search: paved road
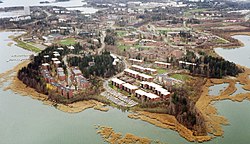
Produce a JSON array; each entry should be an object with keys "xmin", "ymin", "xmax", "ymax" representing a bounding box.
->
[
  {"xmin": 97, "ymin": 20, "xmax": 116, "ymax": 55},
  {"xmin": 63, "ymin": 56, "xmax": 72, "ymax": 85},
  {"xmin": 97, "ymin": 30, "xmax": 106, "ymax": 55},
  {"xmin": 97, "ymin": 20, "xmax": 137, "ymax": 107}
]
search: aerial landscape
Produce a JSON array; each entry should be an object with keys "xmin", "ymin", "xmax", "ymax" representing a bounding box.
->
[{"xmin": 0, "ymin": 0, "xmax": 250, "ymax": 143}]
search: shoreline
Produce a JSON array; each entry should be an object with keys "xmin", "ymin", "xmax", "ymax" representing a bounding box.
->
[
  {"xmin": 215, "ymin": 32, "xmax": 250, "ymax": 50},
  {"xmin": 0, "ymin": 60, "xmax": 109, "ymax": 113},
  {"xmin": 196, "ymin": 67, "xmax": 250, "ymax": 137},
  {"xmin": 208, "ymin": 33, "xmax": 249, "ymax": 58},
  {"xmin": 0, "ymin": 29, "xmax": 249, "ymax": 143},
  {"xmin": 0, "ymin": 61, "xmax": 214, "ymax": 143},
  {"xmin": 127, "ymin": 67, "xmax": 250, "ymax": 143},
  {"xmin": 1, "ymin": 58, "xmax": 248, "ymax": 143},
  {"xmin": 0, "ymin": 30, "xmax": 41, "ymax": 53},
  {"xmin": 128, "ymin": 111, "xmax": 212, "ymax": 142}
]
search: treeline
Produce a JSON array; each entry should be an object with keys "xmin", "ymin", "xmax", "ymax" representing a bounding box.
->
[
  {"xmin": 169, "ymin": 87, "xmax": 207, "ymax": 136},
  {"xmin": 180, "ymin": 51, "xmax": 243, "ymax": 78},
  {"xmin": 67, "ymin": 51, "xmax": 117, "ymax": 78},
  {"xmin": 104, "ymin": 29, "xmax": 116, "ymax": 45},
  {"xmin": 18, "ymin": 62, "xmax": 48, "ymax": 95},
  {"xmin": 138, "ymin": 86, "xmax": 207, "ymax": 136},
  {"xmin": 210, "ymin": 30, "xmax": 241, "ymax": 47}
]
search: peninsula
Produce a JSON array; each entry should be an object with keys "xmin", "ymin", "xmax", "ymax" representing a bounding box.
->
[{"xmin": 1, "ymin": 0, "xmax": 250, "ymax": 143}]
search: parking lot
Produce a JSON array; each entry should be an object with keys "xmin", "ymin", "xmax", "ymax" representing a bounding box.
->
[{"xmin": 101, "ymin": 81, "xmax": 138, "ymax": 107}]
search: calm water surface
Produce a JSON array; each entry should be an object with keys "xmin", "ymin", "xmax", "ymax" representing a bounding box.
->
[
  {"xmin": 215, "ymin": 35, "xmax": 250, "ymax": 68},
  {"xmin": 0, "ymin": 0, "xmax": 87, "ymax": 7},
  {"xmin": 1, "ymin": 35, "xmax": 250, "ymax": 143},
  {"xmin": 0, "ymin": 0, "xmax": 98, "ymax": 16},
  {"xmin": 209, "ymin": 83, "xmax": 229, "ymax": 96},
  {"xmin": 230, "ymin": 82, "xmax": 249, "ymax": 96}
]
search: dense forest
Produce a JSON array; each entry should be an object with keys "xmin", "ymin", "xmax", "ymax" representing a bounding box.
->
[
  {"xmin": 180, "ymin": 50, "xmax": 243, "ymax": 78},
  {"xmin": 18, "ymin": 62, "xmax": 48, "ymax": 94},
  {"xmin": 169, "ymin": 87, "xmax": 206, "ymax": 135},
  {"xmin": 67, "ymin": 51, "xmax": 117, "ymax": 78},
  {"xmin": 17, "ymin": 45, "xmax": 71, "ymax": 95},
  {"xmin": 104, "ymin": 29, "xmax": 116, "ymax": 45},
  {"xmin": 18, "ymin": 43, "xmax": 89, "ymax": 95},
  {"xmin": 138, "ymin": 84, "xmax": 206, "ymax": 136}
]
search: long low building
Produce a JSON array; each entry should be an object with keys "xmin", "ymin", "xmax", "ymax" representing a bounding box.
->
[
  {"xmin": 124, "ymin": 69, "xmax": 140, "ymax": 78},
  {"xmin": 155, "ymin": 87, "xmax": 171, "ymax": 98},
  {"xmin": 131, "ymin": 65, "xmax": 157, "ymax": 75},
  {"xmin": 111, "ymin": 78, "xmax": 138, "ymax": 94},
  {"xmin": 135, "ymin": 89, "xmax": 160, "ymax": 101},
  {"xmin": 131, "ymin": 65, "xmax": 144, "ymax": 72},
  {"xmin": 122, "ymin": 83, "xmax": 138, "ymax": 94},
  {"xmin": 111, "ymin": 78, "xmax": 126, "ymax": 88},
  {"xmin": 140, "ymin": 81, "xmax": 171, "ymax": 98},
  {"xmin": 124, "ymin": 68, "xmax": 153, "ymax": 82},
  {"xmin": 179, "ymin": 61, "xmax": 196, "ymax": 66},
  {"xmin": 145, "ymin": 68, "xmax": 157, "ymax": 75},
  {"xmin": 155, "ymin": 61, "xmax": 171, "ymax": 68},
  {"xmin": 129, "ymin": 58, "xmax": 143, "ymax": 64},
  {"xmin": 110, "ymin": 78, "xmax": 164, "ymax": 101},
  {"xmin": 140, "ymin": 81, "xmax": 162, "ymax": 90},
  {"xmin": 138, "ymin": 73, "xmax": 154, "ymax": 81}
]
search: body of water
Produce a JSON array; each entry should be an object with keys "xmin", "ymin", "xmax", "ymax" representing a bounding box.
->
[
  {"xmin": 0, "ymin": 0, "xmax": 86, "ymax": 7},
  {"xmin": 215, "ymin": 35, "xmax": 250, "ymax": 68},
  {"xmin": 230, "ymin": 82, "xmax": 249, "ymax": 96},
  {"xmin": 209, "ymin": 83, "xmax": 229, "ymax": 96},
  {"xmin": 1, "ymin": 34, "xmax": 250, "ymax": 143},
  {"xmin": 0, "ymin": 31, "xmax": 33, "ymax": 72},
  {"xmin": 0, "ymin": 0, "xmax": 98, "ymax": 17}
]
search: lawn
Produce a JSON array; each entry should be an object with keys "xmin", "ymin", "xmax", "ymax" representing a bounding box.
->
[
  {"xmin": 15, "ymin": 39, "xmax": 41, "ymax": 53},
  {"xmin": 116, "ymin": 31, "xmax": 127, "ymax": 37},
  {"xmin": 117, "ymin": 43, "xmax": 152, "ymax": 51},
  {"xmin": 117, "ymin": 43, "xmax": 131, "ymax": 51},
  {"xmin": 157, "ymin": 68, "xmax": 168, "ymax": 74},
  {"xmin": 158, "ymin": 30, "xmax": 168, "ymax": 35},
  {"xmin": 58, "ymin": 38, "xmax": 77, "ymax": 46},
  {"xmin": 212, "ymin": 38, "xmax": 228, "ymax": 44},
  {"xmin": 184, "ymin": 8, "xmax": 208, "ymax": 17},
  {"xmin": 170, "ymin": 74, "xmax": 190, "ymax": 81}
]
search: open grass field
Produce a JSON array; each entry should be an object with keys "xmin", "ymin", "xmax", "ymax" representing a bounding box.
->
[
  {"xmin": 117, "ymin": 42, "xmax": 152, "ymax": 51},
  {"xmin": 184, "ymin": 8, "xmax": 208, "ymax": 16},
  {"xmin": 157, "ymin": 68, "xmax": 168, "ymax": 74},
  {"xmin": 170, "ymin": 73, "xmax": 190, "ymax": 81},
  {"xmin": 15, "ymin": 39, "xmax": 41, "ymax": 53},
  {"xmin": 58, "ymin": 38, "xmax": 77, "ymax": 46},
  {"xmin": 116, "ymin": 31, "xmax": 127, "ymax": 37}
]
